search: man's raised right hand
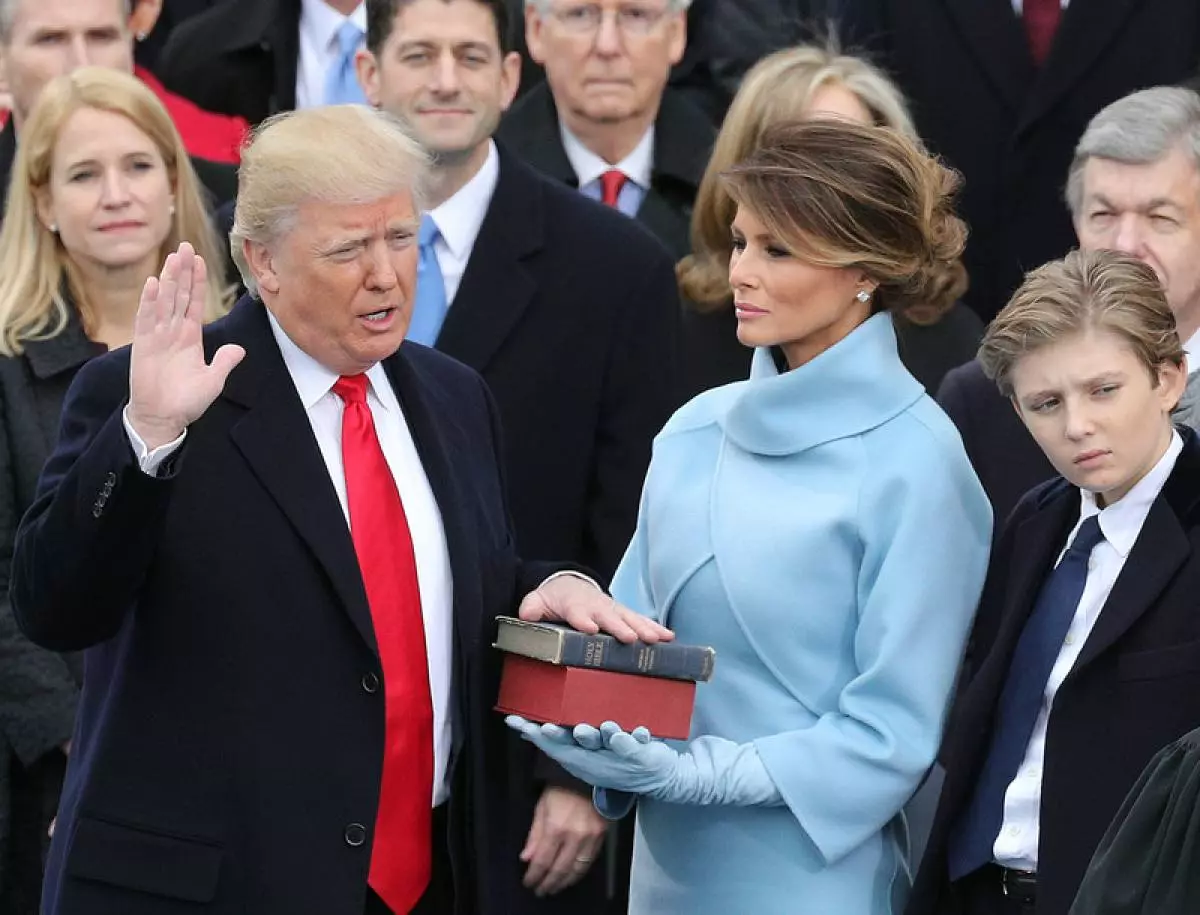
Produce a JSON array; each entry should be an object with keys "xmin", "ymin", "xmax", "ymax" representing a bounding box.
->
[{"xmin": 127, "ymin": 243, "xmax": 245, "ymax": 450}]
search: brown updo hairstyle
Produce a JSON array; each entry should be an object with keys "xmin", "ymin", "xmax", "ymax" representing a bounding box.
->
[{"xmin": 720, "ymin": 120, "xmax": 967, "ymax": 325}]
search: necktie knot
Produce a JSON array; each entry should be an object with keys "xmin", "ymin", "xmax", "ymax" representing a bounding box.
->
[
  {"xmin": 1068, "ymin": 515, "xmax": 1104, "ymax": 558},
  {"xmin": 599, "ymin": 169, "xmax": 628, "ymax": 208},
  {"xmin": 333, "ymin": 374, "xmax": 369, "ymax": 405},
  {"xmin": 418, "ymin": 214, "xmax": 440, "ymax": 249},
  {"xmin": 336, "ymin": 20, "xmax": 363, "ymax": 57}
]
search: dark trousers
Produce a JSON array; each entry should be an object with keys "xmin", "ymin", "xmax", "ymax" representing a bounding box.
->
[
  {"xmin": 364, "ymin": 805, "xmax": 453, "ymax": 915},
  {"xmin": 957, "ymin": 865, "xmax": 1037, "ymax": 915}
]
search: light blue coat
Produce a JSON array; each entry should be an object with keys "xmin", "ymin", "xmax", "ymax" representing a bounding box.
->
[{"xmin": 609, "ymin": 314, "xmax": 992, "ymax": 914}]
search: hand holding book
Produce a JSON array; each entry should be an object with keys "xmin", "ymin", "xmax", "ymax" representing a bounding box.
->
[{"xmin": 506, "ymin": 717, "xmax": 783, "ymax": 809}]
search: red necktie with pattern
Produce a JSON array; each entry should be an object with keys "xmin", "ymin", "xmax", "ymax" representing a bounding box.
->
[
  {"xmin": 600, "ymin": 169, "xmax": 628, "ymax": 208},
  {"xmin": 1023, "ymin": 0, "xmax": 1062, "ymax": 65},
  {"xmin": 333, "ymin": 374, "xmax": 433, "ymax": 914}
]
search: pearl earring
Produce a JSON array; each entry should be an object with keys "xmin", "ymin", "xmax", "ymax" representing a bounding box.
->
[
  {"xmin": 136, "ymin": 30, "xmax": 148, "ymax": 41},
  {"xmin": 49, "ymin": 224, "xmax": 58, "ymax": 234},
  {"xmin": 169, "ymin": 203, "xmax": 176, "ymax": 216},
  {"xmin": 855, "ymin": 289, "xmax": 871, "ymax": 303}
]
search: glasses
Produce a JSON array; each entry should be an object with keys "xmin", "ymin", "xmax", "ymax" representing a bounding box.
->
[{"xmin": 547, "ymin": 3, "xmax": 670, "ymax": 36}]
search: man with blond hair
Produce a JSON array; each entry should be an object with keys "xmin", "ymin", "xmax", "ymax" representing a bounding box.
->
[{"xmin": 10, "ymin": 104, "xmax": 667, "ymax": 915}]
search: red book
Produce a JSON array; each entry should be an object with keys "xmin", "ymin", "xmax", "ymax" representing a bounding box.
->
[{"xmin": 495, "ymin": 655, "xmax": 696, "ymax": 740}]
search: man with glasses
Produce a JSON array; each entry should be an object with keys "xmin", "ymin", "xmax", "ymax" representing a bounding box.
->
[{"xmin": 497, "ymin": 0, "xmax": 713, "ymax": 263}]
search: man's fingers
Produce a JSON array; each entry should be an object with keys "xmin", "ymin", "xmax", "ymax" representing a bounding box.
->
[
  {"xmin": 156, "ymin": 253, "xmax": 180, "ymax": 326},
  {"xmin": 619, "ymin": 607, "xmax": 674, "ymax": 642},
  {"xmin": 516, "ymin": 589, "xmax": 553, "ymax": 623},
  {"xmin": 209, "ymin": 344, "xmax": 246, "ymax": 385},
  {"xmin": 535, "ymin": 832, "xmax": 588, "ymax": 896},
  {"xmin": 135, "ymin": 276, "xmax": 160, "ymax": 335},
  {"xmin": 521, "ymin": 833, "xmax": 558, "ymax": 889},
  {"xmin": 519, "ymin": 807, "xmax": 543, "ymax": 863},
  {"xmin": 170, "ymin": 246, "xmax": 196, "ymax": 325},
  {"xmin": 184, "ymin": 254, "xmax": 209, "ymax": 324}
]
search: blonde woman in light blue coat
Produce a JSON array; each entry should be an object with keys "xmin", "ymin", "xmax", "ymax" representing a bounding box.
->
[{"xmin": 509, "ymin": 120, "xmax": 992, "ymax": 914}]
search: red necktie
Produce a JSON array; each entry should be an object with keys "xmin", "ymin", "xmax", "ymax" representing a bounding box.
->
[
  {"xmin": 600, "ymin": 169, "xmax": 627, "ymax": 208},
  {"xmin": 333, "ymin": 375, "xmax": 433, "ymax": 914},
  {"xmin": 1023, "ymin": 0, "xmax": 1062, "ymax": 66}
]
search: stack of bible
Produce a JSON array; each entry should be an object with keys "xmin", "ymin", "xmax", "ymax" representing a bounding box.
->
[{"xmin": 493, "ymin": 616, "xmax": 716, "ymax": 740}]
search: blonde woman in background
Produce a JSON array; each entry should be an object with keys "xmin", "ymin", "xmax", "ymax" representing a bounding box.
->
[
  {"xmin": 677, "ymin": 43, "xmax": 983, "ymax": 399},
  {"xmin": 0, "ymin": 67, "xmax": 230, "ymax": 913}
]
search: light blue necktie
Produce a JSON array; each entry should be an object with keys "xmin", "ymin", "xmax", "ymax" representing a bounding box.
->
[
  {"xmin": 324, "ymin": 21, "xmax": 366, "ymax": 105},
  {"xmin": 407, "ymin": 216, "xmax": 448, "ymax": 346}
]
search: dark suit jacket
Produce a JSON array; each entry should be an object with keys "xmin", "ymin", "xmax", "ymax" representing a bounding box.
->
[
  {"xmin": 0, "ymin": 315, "xmax": 101, "ymax": 911},
  {"xmin": 0, "ymin": 119, "xmax": 237, "ymax": 215},
  {"xmin": 156, "ymin": 0, "xmax": 300, "ymax": 126},
  {"xmin": 496, "ymin": 84, "xmax": 714, "ymax": 262},
  {"xmin": 437, "ymin": 147, "xmax": 678, "ymax": 584},
  {"xmin": 842, "ymin": 0, "xmax": 1200, "ymax": 321},
  {"xmin": 11, "ymin": 297, "xmax": 572, "ymax": 915},
  {"xmin": 428, "ymin": 145, "xmax": 679, "ymax": 914},
  {"xmin": 909, "ymin": 429, "xmax": 1200, "ymax": 915},
  {"xmin": 936, "ymin": 359, "xmax": 1056, "ymax": 528}
]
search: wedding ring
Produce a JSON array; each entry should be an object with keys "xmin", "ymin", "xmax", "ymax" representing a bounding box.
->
[{"xmin": 575, "ymin": 855, "xmax": 595, "ymax": 864}]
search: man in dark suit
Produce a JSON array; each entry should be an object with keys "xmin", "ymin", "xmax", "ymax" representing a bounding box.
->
[
  {"xmin": 937, "ymin": 85, "xmax": 1200, "ymax": 528},
  {"xmin": 495, "ymin": 0, "xmax": 713, "ymax": 261},
  {"xmin": 0, "ymin": 0, "xmax": 237, "ymax": 210},
  {"xmin": 909, "ymin": 250, "xmax": 1200, "ymax": 915},
  {"xmin": 9, "ymin": 103, "xmax": 667, "ymax": 915},
  {"xmin": 154, "ymin": 0, "xmax": 372, "ymax": 126},
  {"xmin": 355, "ymin": 0, "xmax": 679, "ymax": 908},
  {"xmin": 843, "ymin": 0, "xmax": 1200, "ymax": 322}
]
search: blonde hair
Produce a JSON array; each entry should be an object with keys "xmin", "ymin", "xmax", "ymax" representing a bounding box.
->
[
  {"xmin": 678, "ymin": 43, "xmax": 966, "ymax": 320},
  {"xmin": 0, "ymin": 67, "xmax": 231, "ymax": 356},
  {"xmin": 722, "ymin": 119, "xmax": 966, "ymax": 324},
  {"xmin": 231, "ymin": 105, "xmax": 432, "ymax": 297},
  {"xmin": 979, "ymin": 249, "xmax": 1184, "ymax": 397}
]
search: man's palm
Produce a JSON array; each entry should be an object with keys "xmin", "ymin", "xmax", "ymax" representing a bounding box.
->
[{"xmin": 127, "ymin": 244, "xmax": 244, "ymax": 448}]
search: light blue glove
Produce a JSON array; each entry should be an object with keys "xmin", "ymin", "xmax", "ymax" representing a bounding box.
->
[{"xmin": 506, "ymin": 716, "xmax": 783, "ymax": 808}]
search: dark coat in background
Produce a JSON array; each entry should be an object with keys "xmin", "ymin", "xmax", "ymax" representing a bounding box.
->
[
  {"xmin": 0, "ymin": 316, "xmax": 102, "ymax": 914},
  {"xmin": 841, "ymin": 0, "xmax": 1200, "ymax": 321},
  {"xmin": 155, "ymin": 0, "xmax": 299, "ymax": 126},
  {"xmin": 910, "ymin": 430, "xmax": 1200, "ymax": 915}
]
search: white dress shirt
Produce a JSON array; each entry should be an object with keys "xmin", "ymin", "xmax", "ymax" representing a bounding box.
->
[
  {"xmin": 123, "ymin": 312, "xmax": 456, "ymax": 807},
  {"xmin": 427, "ymin": 140, "xmax": 500, "ymax": 305},
  {"xmin": 1011, "ymin": 0, "xmax": 1069, "ymax": 11},
  {"xmin": 295, "ymin": 0, "xmax": 367, "ymax": 109},
  {"xmin": 560, "ymin": 122, "xmax": 653, "ymax": 218},
  {"xmin": 993, "ymin": 430, "xmax": 1184, "ymax": 870}
]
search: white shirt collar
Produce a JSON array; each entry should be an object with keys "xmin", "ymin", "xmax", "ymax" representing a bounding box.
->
[
  {"xmin": 267, "ymin": 308, "xmax": 393, "ymax": 413},
  {"xmin": 559, "ymin": 122, "xmax": 654, "ymax": 190},
  {"xmin": 1077, "ymin": 429, "xmax": 1183, "ymax": 557},
  {"xmin": 299, "ymin": 0, "xmax": 367, "ymax": 54},
  {"xmin": 427, "ymin": 140, "xmax": 500, "ymax": 262}
]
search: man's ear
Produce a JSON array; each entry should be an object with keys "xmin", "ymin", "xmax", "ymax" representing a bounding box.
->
[
  {"xmin": 499, "ymin": 50, "xmax": 522, "ymax": 112},
  {"xmin": 244, "ymin": 240, "xmax": 281, "ymax": 296},
  {"xmin": 525, "ymin": 5, "xmax": 547, "ymax": 65},
  {"xmin": 355, "ymin": 48, "xmax": 382, "ymax": 108}
]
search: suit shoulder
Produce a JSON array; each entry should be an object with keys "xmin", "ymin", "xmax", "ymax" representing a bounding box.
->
[
  {"xmin": 938, "ymin": 358, "xmax": 991, "ymax": 397},
  {"xmin": 398, "ymin": 340, "xmax": 484, "ymax": 388}
]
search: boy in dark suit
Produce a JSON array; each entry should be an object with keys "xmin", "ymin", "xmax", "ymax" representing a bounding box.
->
[{"xmin": 911, "ymin": 249, "xmax": 1200, "ymax": 914}]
